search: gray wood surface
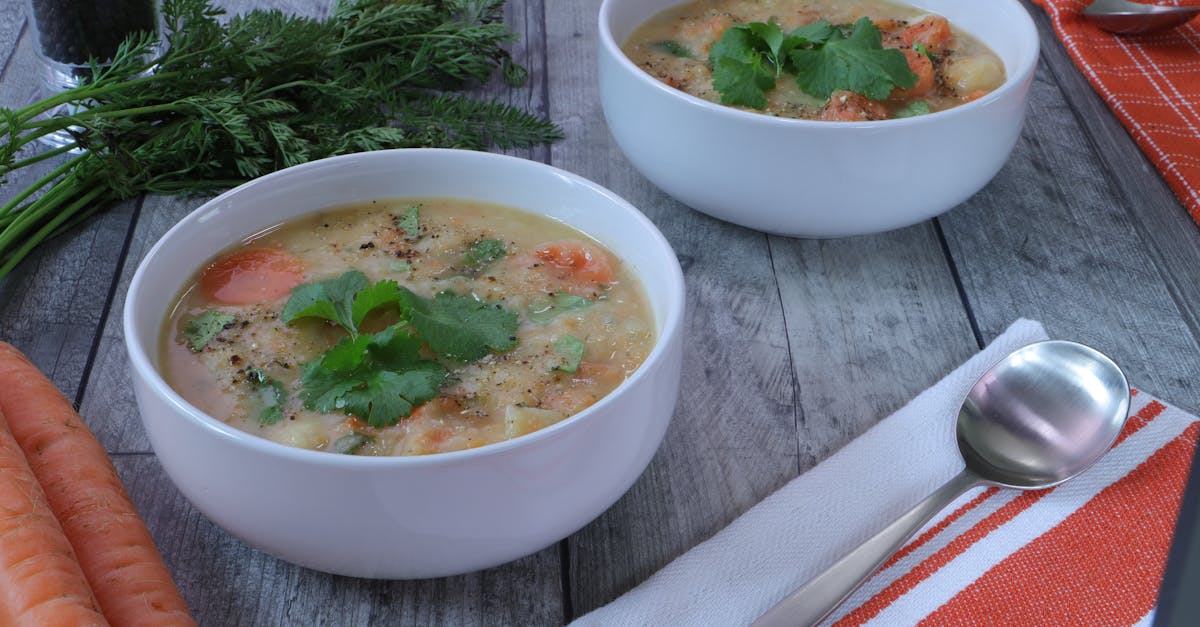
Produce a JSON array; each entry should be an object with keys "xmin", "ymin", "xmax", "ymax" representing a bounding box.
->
[{"xmin": 1, "ymin": 0, "xmax": 1198, "ymax": 625}]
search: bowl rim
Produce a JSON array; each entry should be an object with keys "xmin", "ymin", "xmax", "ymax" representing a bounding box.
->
[
  {"xmin": 597, "ymin": 0, "xmax": 1040, "ymax": 129},
  {"xmin": 123, "ymin": 148, "xmax": 686, "ymax": 469}
]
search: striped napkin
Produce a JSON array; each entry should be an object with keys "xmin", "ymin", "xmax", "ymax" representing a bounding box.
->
[
  {"xmin": 1031, "ymin": 0, "xmax": 1200, "ymax": 224},
  {"xmin": 573, "ymin": 320, "xmax": 1199, "ymax": 626}
]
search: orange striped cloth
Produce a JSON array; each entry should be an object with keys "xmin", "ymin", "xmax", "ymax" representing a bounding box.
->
[
  {"xmin": 828, "ymin": 391, "xmax": 1196, "ymax": 626},
  {"xmin": 1031, "ymin": 0, "xmax": 1200, "ymax": 224},
  {"xmin": 574, "ymin": 320, "xmax": 1199, "ymax": 626}
]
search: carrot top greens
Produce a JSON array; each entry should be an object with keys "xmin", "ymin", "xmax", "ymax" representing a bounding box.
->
[{"xmin": 0, "ymin": 0, "xmax": 561, "ymax": 281}]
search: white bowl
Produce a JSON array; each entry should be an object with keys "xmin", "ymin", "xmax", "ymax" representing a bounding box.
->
[
  {"xmin": 598, "ymin": 0, "xmax": 1040, "ymax": 237},
  {"xmin": 123, "ymin": 149, "xmax": 685, "ymax": 579}
]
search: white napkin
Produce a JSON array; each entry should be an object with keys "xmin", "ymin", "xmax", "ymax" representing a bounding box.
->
[{"xmin": 572, "ymin": 319, "xmax": 1048, "ymax": 626}]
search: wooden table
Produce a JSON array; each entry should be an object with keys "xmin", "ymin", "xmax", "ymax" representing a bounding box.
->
[{"xmin": 3, "ymin": 1, "xmax": 1199, "ymax": 624}]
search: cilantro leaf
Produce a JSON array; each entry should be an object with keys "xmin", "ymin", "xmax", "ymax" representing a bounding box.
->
[
  {"xmin": 396, "ymin": 205, "xmax": 420, "ymax": 238},
  {"xmin": 282, "ymin": 270, "xmax": 369, "ymax": 332},
  {"xmin": 895, "ymin": 100, "xmax": 931, "ymax": 118},
  {"xmin": 652, "ymin": 39, "xmax": 694, "ymax": 59},
  {"xmin": 788, "ymin": 18, "xmax": 916, "ymax": 101},
  {"xmin": 321, "ymin": 335, "xmax": 373, "ymax": 372},
  {"xmin": 913, "ymin": 41, "xmax": 937, "ymax": 63},
  {"xmin": 183, "ymin": 310, "xmax": 234, "ymax": 351},
  {"xmin": 300, "ymin": 360, "xmax": 446, "ymax": 428},
  {"xmin": 365, "ymin": 324, "xmax": 424, "ymax": 370},
  {"xmin": 407, "ymin": 290, "xmax": 519, "ymax": 361},
  {"xmin": 351, "ymin": 279, "xmax": 402, "ymax": 329},
  {"xmin": 461, "ymin": 239, "xmax": 505, "ymax": 274},
  {"xmin": 790, "ymin": 20, "xmax": 836, "ymax": 45},
  {"xmin": 747, "ymin": 21, "xmax": 786, "ymax": 64},
  {"xmin": 527, "ymin": 293, "xmax": 593, "ymax": 324},
  {"xmin": 246, "ymin": 366, "xmax": 287, "ymax": 425},
  {"xmin": 339, "ymin": 368, "xmax": 444, "ymax": 427},
  {"xmin": 552, "ymin": 335, "xmax": 585, "ymax": 374},
  {"xmin": 709, "ymin": 25, "xmax": 779, "ymax": 109}
]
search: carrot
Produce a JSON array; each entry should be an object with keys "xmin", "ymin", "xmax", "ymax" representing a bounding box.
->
[
  {"xmin": 0, "ymin": 343, "xmax": 195, "ymax": 627},
  {"xmin": 892, "ymin": 48, "xmax": 935, "ymax": 100},
  {"xmin": 819, "ymin": 90, "xmax": 890, "ymax": 122},
  {"xmin": 0, "ymin": 409, "xmax": 108, "ymax": 627},
  {"xmin": 535, "ymin": 240, "xmax": 616, "ymax": 285},
  {"xmin": 199, "ymin": 248, "xmax": 305, "ymax": 305},
  {"xmin": 900, "ymin": 16, "xmax": 955, "ymax": 54}
]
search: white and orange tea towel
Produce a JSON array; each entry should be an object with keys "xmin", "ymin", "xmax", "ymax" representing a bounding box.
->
[
  {"xmin": 1032, "ymin": 0, "xmax": 1200, "ymax": 226},
  {"xmin": 574, "ymin": 320, "xmax": 1199, "ymax": 626}
]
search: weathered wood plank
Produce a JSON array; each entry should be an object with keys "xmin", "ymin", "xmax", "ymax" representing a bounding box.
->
[
  {"xmin": 543, "ymin": 1, "xmax": 799, "ymax": 616},
  {"xmin": 767, "ymin": 226, "xmax": 978, "ymax": 470},
  {"xmin": 939, "ymin": 47, "xmax": 1200, "ymax": 413},
  {"xmin": 0, "ymin": 22, "xmax": 136, "ymax": 402}
]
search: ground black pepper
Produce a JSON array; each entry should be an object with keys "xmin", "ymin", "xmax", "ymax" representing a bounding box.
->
[{"xmin": 29, "ymin": 0, "xmax": 158, "ymax": 65}]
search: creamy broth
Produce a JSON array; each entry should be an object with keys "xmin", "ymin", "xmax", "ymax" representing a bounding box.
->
[
  {"xmin": 161, "ymin": 198, "xmax": 655, "ymax": 456},
  {"xmin": 624, "ymin": 0, "xmax": 1006, "ymax": 121}
]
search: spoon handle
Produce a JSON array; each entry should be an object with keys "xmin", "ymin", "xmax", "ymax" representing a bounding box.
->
[{"xmin": 751, "ymin": 470, "xmax": 982, "ymax": 627}]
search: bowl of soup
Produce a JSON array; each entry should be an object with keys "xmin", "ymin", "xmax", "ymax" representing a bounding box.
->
[
  {"xmin": 598, "ymin": 0, "xmax": 1039, "ymax": 237},
  {"xmin": 123, "ymin": 149, "xmax": 685, "ymax": 579}
]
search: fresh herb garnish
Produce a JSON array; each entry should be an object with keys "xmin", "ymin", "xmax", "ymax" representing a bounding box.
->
[
  {"xmin": 914, "ymin": 41, "xmax": 937, "ymax": 63},
  {"xmin": 0, "ymin": 0, "xmax": 563, "ymax": 280},
  {"xmin": 709, "ymin": 17, "xmax": 916, "ymax": 108},
  {"xmin": 652, "ymin": 39, "xmax": 694, "ymax": 59},
  {"xmin": 283, "ymin": 270, "xmax": 518, "ymax": 426},
  {"xmin": 395, "ymin": 205, "xmax": 421, "ymax": 239},
  {"xmin": 552, "ymin": 335, "xmax": 585, "ymax": 373},
  {"xmin": 183, "ymin": 310, "xmax": 234, "ymax": 351},
  {"xmin": 895, "ymin": 100, "xmax": 931, "ymax": 118},
  {"xmin": 246, "ymin": 366, "xmax": 287, "ymax": 425},
  {"xmin": 461, "ymin": 238, "xmax": 505, "ymax": 274},
  {"xmin": 527, "ymin": 293, "xmax": 593, "ymax": 325}
]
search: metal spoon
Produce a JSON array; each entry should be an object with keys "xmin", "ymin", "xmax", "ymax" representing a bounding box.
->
[
  {"xmin": 1084, "ymin": 0, "xmax": 1200, "ymax": 35},
  {"xmin": 752, "ymin": 340, "xmax": 1130, "ymax": 627}
]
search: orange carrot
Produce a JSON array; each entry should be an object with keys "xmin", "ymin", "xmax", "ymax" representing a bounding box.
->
[
  {"xmin": 0, "ymin": 343, "xmax": 195, "ymax": 627},
  {"xmin": 199, "ymin": 248, "xmax": 305, "ymax": 305},
  {"xmin": 819, "ymin": 90, "xmax": 890, "ymax": 122},
  {"xmin": 892, "ymin": 48, "xmax": 935, "ymax": 100},
  {"xmin": 900, "ymin": 16, "xmax": 955, "ymax": 54},
  {"xmin": 535, "ymin": 240, "xmax": 616, "ymax": 285},
  {"xmin": 0, "ymin": 409, "xmax": 109, "ymax": 627}
]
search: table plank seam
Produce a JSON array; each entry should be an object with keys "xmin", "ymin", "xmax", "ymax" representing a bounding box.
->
[
  {"xmin": 933, "ymin": 218, "xmax": 985, "ymax": 350},
  {"xmin": 1028, "ymin": 14, "xmax": 1200, "ymax": 351},
  {"xmin": 74, "ymin": 194, "xmax": 145, "ymax": 409},
  {"xmin": 764, "ymin": 235, "xmax": 808, "ymax": 473}
]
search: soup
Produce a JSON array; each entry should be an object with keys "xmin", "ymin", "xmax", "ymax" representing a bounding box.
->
[
  {"xmin": 623, "ymin": 0, "xmax": 1006, "ymax": 121},
  {"xmin": 161, "ymin": 198, "xmax": 655, "ymax": 456}
]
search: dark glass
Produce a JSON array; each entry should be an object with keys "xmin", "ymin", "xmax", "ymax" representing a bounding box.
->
[{"xmin": 27, "ymin": 0, "xmax": 159, "ymax": 90}]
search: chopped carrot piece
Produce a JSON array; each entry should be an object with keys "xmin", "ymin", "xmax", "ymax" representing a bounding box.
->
[
  {"xmin": 900, "ymin": 16, "xmax": 955, "ymax": 54},
  {"xmin": 892, "ymin": 48, "xmax": 935, "ymax": 99},
  {"xmin": 199, "ymin": 248, "xmax": 305, "ymax": 305},
  {"xmin": 535, "ymin": 240, "xmax": 616, "ymax": 285},
  {"xmin": 819, "ymin": 91, "xmax": 890, "ymax": 122}
]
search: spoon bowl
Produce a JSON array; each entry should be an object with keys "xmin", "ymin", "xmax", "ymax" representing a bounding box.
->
[
  {"xmin": 1084, "ymin": 0, "xmax": 1200, "ymax": 35},
  {"xmin": 753, "ymin": 340, "xmax": 1130, "ymax": 627}
]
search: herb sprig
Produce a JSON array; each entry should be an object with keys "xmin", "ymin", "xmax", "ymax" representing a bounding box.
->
[
  {"xmin": 709, "ymin": 17, "xmax": 916, "ymax": 109},
  {"xmin": 0, "ymin": 0, "xmax": 562, "ymax": 280},
  {"xmin": 283, "ymin": 270, "xmax": 518, "ymax": 427}
]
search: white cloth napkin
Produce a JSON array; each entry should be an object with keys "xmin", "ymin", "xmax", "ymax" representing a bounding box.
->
[{"xmin": 573, "ymin": 319, "xmax": 1049, "ymax": 626}]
